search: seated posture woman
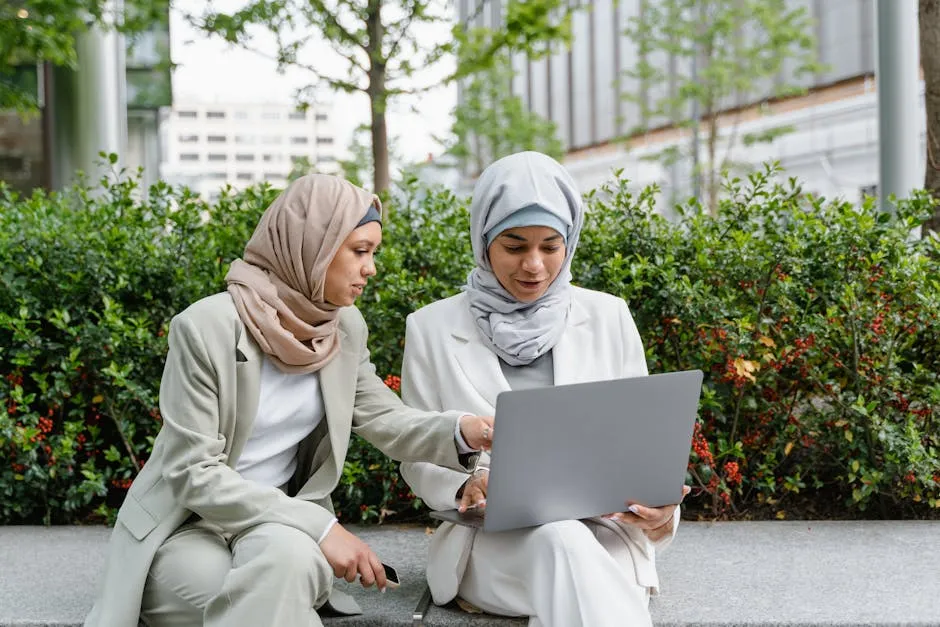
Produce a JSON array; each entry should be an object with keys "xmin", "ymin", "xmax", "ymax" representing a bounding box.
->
[
  {"xmin": 400, "ymin": 152, "xmax": 689, "ymax": 627},
  {"xmin": 85, "ymin": 174, "xmax": 493, "ymax": 627}
]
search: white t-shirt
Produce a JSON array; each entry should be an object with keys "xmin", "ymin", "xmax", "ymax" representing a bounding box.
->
[{"xmin": 235, "ymin": 356, "xmax": 325, "ymax": 488}]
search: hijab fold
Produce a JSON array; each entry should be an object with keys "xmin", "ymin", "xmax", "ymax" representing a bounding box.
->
[
  {"xmin": 225, "ymin": 174, "xmax": 380, "ymax": 374},
  {"xmin": 465, "ymin": 152, "xmax": 584, "ymax": 366}
]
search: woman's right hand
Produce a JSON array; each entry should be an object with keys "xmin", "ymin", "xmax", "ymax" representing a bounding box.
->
[
  {"xmin": 320, "ymin": 523, "xmax": 388, "ymax": 591},
  {"xmin": 458, "ymin": 415, "xmax": 495, "ymax": 451},
  {"xmin": 457, "ymin": 468, "xmax": 489, "ymax": 512}
]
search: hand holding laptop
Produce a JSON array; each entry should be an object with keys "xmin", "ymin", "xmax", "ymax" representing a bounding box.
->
[{"xmin": 603, "ymin": 485, "xmax": 692, "ymax": 541}]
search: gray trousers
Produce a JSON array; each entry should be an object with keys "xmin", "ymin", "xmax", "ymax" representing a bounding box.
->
[{"xmin": 140, "ymin": 519, "xmax": 333, "ymax": 627}]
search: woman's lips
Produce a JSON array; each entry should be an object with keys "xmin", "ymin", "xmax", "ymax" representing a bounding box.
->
[{"xmin": 515, "ymin": 279, "xmax": 545, "ymax": 291}]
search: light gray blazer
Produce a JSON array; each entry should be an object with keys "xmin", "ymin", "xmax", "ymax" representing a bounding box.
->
[
  {"xmin": 85, "ymin": 293, "xmax": 467, "ymax": 627},
  {"xmin": 400, "ymin": 287, "xmax": 679, "ymax": 606}
]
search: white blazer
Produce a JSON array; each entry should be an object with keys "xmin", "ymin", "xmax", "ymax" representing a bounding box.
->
[{"xmin": 400, "ymin": 286, "xmax": 679, "ymax": 606}]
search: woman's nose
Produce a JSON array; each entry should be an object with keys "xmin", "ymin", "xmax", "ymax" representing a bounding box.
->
[
  {"xmin": 521, "ymin": 253, "xmax": 543, "ymax": 272},
  {"xmin": 362, "ymin": 258, "xmax": 377, "ymax": 277}
]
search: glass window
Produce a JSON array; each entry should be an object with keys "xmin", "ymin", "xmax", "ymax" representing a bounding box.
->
[
  {"xmin": 179, "ymin": 153, "xmax": 199, "ymax": 162},
  {"xmin": 290, "ymin": 137, "xmax": 309, "ymax": 145},
  {"xmin": 261, "ymin": 136, "xmax": 283, "ymax": 145},
  {"xmin": 316, "ymin": 137, "xmax": 334, "ymax": 145},
  {"xmin": 177, "ymin": 110, "xmax": 197, "ymax": 119},
  {"xmin": 235, "ymin": 135, "xmax": 255, "ymax": 145},
  {"xmin": 178, "ymin": 134, "xmax": 198, "ymax": 143},
  {"xmin": 262, "ymin": 154, "xmax": 274, "ymax": 162},
  {"xmin": 315, "ymin": 113, "xmax": 328, "ymax": 121},
  {"xmin": 206, "ymin": 111, "xmax": 226, "ymax": 120},
  {"xmin": 208, "ymin": 153, "xmax": 226, "ymax": 162},
  {"xmin": 207, "ymin": 135, "xmax": 227, "ymax": 144},
  {"xmin": 208, "ymin": 172, "xmax": 227, "ymax": 180},
  {"xmin": 235, "ymin": 154, "xmax": 255, "ymax": 162},
  {"xmin": 235, "ymin": 111, "xmax": 249, "ymax": 120},
  {"xmin": 288, "ymin": 110, "xmax": 306, "ymax": 120},
  {"xmin": 236, "ymin": 172, "xmax": 254, "ymax": 181},
  {"xmin": 262, "ymin": 111, "xmax": 280, "ymax": 120}
]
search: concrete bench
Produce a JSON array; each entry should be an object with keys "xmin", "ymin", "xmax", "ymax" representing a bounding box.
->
[{"xmin": 2, "ymin": 521, "xmax": 939, "ymax": 626}]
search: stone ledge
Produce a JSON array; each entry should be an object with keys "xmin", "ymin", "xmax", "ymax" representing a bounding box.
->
[{"xmin": 1, "ymin": 521, "xmax": 938, "ymax": 627}]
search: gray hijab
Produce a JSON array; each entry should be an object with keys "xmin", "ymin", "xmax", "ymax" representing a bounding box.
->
[{"xmin": 464, "ymin": 151, "xmax": 584, "ymax": 366}]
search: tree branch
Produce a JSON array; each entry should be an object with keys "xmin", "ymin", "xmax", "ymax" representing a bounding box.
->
[
  {"xmin": 386, "ymin": 10, "xmax": 418, "ymax": 61},
  {"xmin": 305, "ymin": 0, "xmax": 370, "ymax": 54}
]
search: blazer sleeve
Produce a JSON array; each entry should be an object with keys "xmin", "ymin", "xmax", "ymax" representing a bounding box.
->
[
  {"xmin": 157, "ymin": 314, "xmax": 335, "ymax": 542},
  {"xmin": 399, "ymin": 314, "xmax": 473, "ymax": 512},
  {"xmin": 349, "ymin": 312, "xmax": 470, "ymax": 473}
]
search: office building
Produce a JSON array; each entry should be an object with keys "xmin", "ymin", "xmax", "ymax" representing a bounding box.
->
[{"xmin": 160, "ymin": 101, "xmax": 338, "ymax": 200}]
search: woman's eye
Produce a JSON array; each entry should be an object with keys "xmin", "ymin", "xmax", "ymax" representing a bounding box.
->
[
  {"xmin": 503, "ymin": 246, "xmax": 524, "ymax": 253},
  {"xmin": 543, "ymin": 246, "xmax": 562, "ymax": 253}
]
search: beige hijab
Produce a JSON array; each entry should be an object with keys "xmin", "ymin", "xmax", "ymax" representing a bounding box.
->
[{"xmin": 225, "ymin": 174, "xmax": 380, "ymax": 374}]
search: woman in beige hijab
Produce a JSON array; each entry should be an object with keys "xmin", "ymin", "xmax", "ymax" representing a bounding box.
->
[{"xmin": 84, "ymin": 174, "xmax": 494, "ymax": 627}]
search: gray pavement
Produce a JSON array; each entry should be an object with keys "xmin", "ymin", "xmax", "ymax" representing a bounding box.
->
[{"xmin": 1, "ymin": 521, "xmax": 938, "ymax": 626}]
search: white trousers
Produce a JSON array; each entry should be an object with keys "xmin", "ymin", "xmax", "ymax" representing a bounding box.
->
[
  {"xmin": 457, "ymin": 520, "xmax": 652, "ymax": 627},
  {"xmin": 140, "ymin": 520, "xmax": 333, "ymax": 627}
]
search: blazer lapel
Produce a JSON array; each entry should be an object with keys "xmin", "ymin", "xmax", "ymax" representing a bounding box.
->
[
  {"xmin": 452, "ymin": 312, "xmax": 509, "ymax": 411},
  {"xmin": 315, "ymin": 327, "xmax": 354, "ymax": 486},
  {"xmin": 230, "ymin": 327, "xmax": 263, "ymax": 466},
  {"xmin": 552, "ymin": 298, "xmax": 594, "ymax": 386}
]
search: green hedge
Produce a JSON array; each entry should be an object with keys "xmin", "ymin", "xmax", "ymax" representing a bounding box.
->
[
  {"xmin": 0, "ymin": 166, "xmax": 937, "ymax": 524},
  {"xmin": 0, "ymin": 172, "xmax": 276, "ymax": 523},
  {"xmin": 575, "ymin": 167, "xmax": 940, "ymax": 518}
]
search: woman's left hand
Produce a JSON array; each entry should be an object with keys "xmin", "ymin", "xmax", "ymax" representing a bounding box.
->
[{"xmin": 604, "ymin": 485, "xmax": 692, "ymax": 542}]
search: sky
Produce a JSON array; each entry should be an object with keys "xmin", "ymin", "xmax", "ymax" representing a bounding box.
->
[{"xmin": 169, "ymin": 1, "xmax": 458, "ymax": 166}]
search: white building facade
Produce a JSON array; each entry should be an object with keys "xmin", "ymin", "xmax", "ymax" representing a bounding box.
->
[
  {"xmin": 459, "ymin": 0, "xmax": 926, "ymax": 204},
  {"xmin": 160, "ymin": 102, "xmax": 339, "ymax": 200}
]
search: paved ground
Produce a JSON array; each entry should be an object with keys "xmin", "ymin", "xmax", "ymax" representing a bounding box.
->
[{"xmin": 1, "ymin": 521, "xmax": 938, "ymax": 626}]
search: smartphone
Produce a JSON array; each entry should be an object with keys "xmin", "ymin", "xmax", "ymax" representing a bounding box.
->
[{"xmin": 382, "ymin": 562, "xmax": 400, "ymax": 589}]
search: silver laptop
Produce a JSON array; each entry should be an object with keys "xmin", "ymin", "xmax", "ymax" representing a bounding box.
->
[{"xmin": 430, "ymin": 369, "xmax": 703, "ymax": 533}]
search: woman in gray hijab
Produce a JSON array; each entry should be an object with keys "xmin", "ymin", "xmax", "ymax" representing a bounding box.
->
[{"xmin": 399, "ymin": 152, "xmax": 688, "ymax": 627}]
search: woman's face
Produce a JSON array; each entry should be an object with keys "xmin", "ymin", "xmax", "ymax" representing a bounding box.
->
[
  {"xmin": 324, "ymin": 221, "xmax": 382, "ymax": 307},
  {"xmin": 487, "ymin": 225, "xmax": 566, "ymax": 302}
]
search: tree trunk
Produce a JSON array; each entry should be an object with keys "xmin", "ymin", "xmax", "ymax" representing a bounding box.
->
[
  {"xmin": 921, "ymin": 0, "xmax": 940, "ymax": 235},
  {"xmin": 369, "ymin": 90, "xmax": 390, "ymax": 197},
  {"xmin": 366, "ymin": 0, "xmax": 390, "ymax": 197},
  {"xmin": 707, "ymin": 111, "xmax": 719, "ymax": 215}
]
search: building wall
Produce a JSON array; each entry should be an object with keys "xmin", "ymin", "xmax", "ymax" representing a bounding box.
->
[
  {"xmin": 457, "ymin": 0, "xmax": 904, "ymax": 204},
  {"xmin": 160, "ymin": 102, "xmax": 339, "ymax": 200},
  {"xmin": 565, "ymin": 76, "xmax": 927, "ymax": 204}
]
